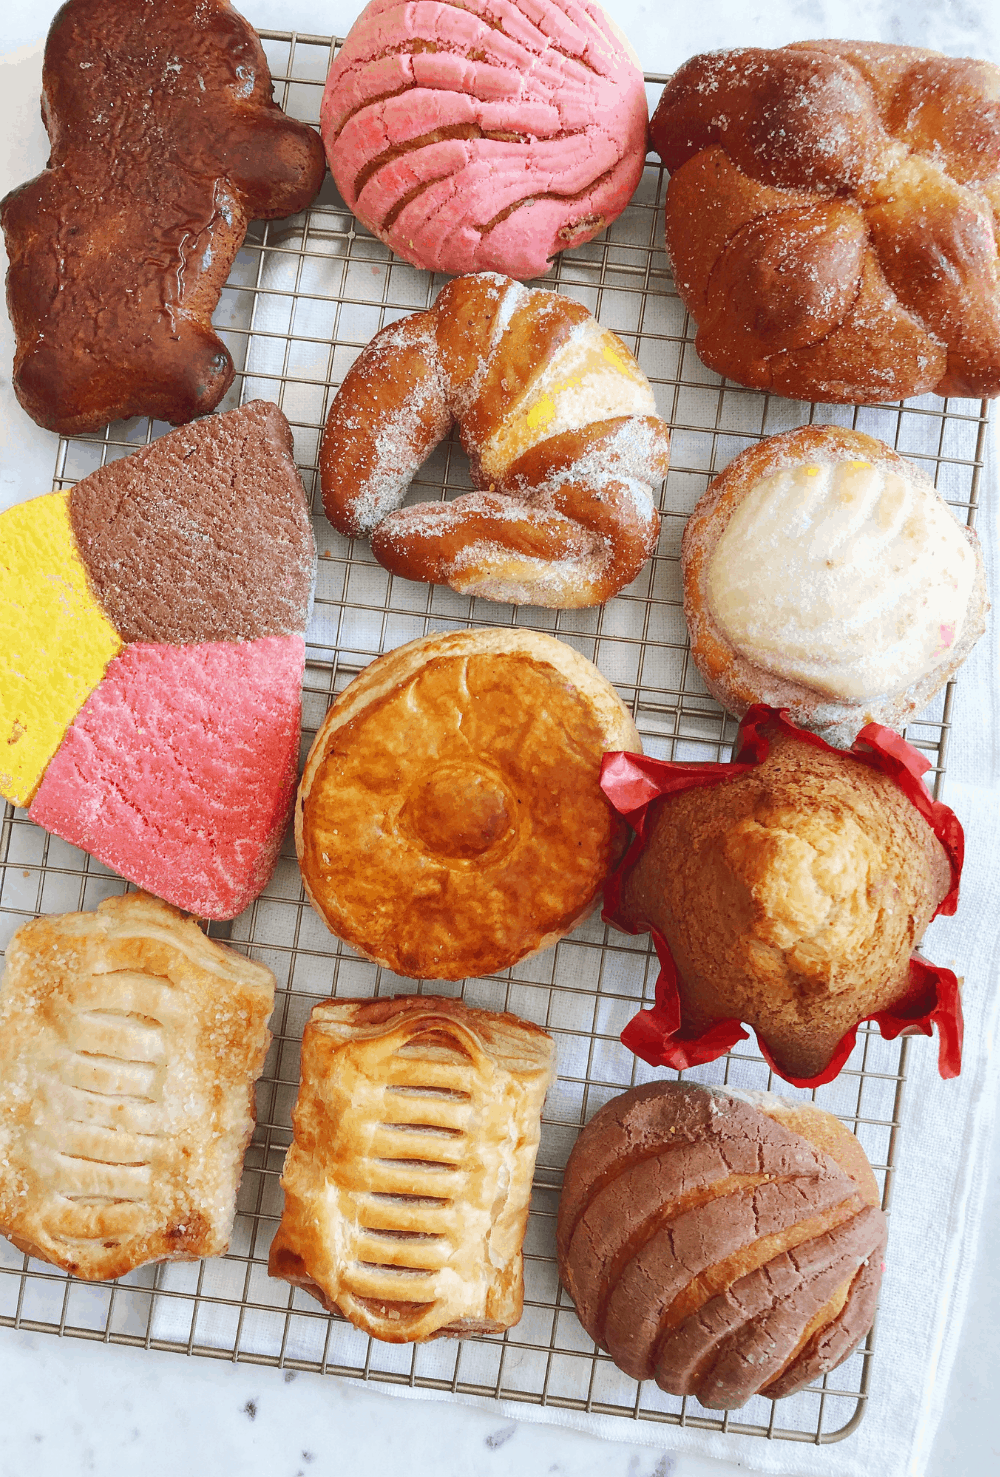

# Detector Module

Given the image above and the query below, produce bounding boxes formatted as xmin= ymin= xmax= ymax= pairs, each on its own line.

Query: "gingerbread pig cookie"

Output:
xmin=1 ymin=0 xmax=326 ymax=436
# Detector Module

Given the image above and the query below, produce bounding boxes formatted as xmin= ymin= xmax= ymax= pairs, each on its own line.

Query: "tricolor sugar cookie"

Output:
xmin=1 ymin=401 xmax=314 ymax=918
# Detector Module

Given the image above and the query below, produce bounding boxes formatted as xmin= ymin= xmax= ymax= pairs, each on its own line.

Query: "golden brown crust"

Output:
xmin=0 ymin=0 xmax=326 ymax=435
xmin=0 ymin=892 xmax=275 ymax=1280
xmin=556 ymin=1081 xmax=886 ymax=1407
xmin=319 ymin=272 xmax=669 ymax=607
xmin=296 ymin=628 xmax=641 ymax=980
xmin=651 ymin=43 xmax=1000 ymax=402
xmin=681 ymin=426 xmax=988 ymax=746
xmin=268 ymin=995 xmax=555 ymax=1342
xmin=619 ymin=728 xmax=952 ymax=1079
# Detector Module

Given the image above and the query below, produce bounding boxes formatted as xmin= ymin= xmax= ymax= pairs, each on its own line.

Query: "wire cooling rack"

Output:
xmin=0 ymin=29 xmax=993 ymax=1449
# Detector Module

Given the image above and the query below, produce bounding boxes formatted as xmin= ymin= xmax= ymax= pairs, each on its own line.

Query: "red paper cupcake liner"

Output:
xmin=601 ymin=705 xmax=965 ymax=1088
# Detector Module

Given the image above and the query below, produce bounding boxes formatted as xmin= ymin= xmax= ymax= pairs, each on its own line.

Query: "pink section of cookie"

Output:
xmin=30 ymin=636 xmax=304 ymax=920
xmin=321 ymin=0 xmax=647 ymax=278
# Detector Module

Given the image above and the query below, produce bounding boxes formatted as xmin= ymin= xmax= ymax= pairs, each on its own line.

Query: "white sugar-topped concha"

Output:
xmin=682 ymin=426 xmax=988 ymax=748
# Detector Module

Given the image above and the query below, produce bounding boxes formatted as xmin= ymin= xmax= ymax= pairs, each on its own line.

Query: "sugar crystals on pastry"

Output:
xmin=682 ymin=426 xmax=987 ymax=747
xmin=0 ymin=892 xmax=275 ymax=1280
xmin=268 ymin=995 xmax=556 ymax=1342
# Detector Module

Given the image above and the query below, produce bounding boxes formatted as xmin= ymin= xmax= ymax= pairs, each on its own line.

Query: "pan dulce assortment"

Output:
xmin=0 ymin=0 xmax=995 ymax=1414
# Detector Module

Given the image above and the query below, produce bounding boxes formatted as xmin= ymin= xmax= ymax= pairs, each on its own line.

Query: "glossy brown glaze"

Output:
xmin=1 ymin=0 xmax=326 ymax=435
xmin=651 ymin=41 xmax=1000 ymax=402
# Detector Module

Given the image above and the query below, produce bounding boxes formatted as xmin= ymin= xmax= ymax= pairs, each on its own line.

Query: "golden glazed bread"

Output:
xmin=557 ymin=1081 xmax=886 ymax=1408
xmin=650 ymin=41 xmax=1000 ymax=402
xmin=619 ymin=724 xmax=953 ymax=1079
xmin=296 ymin=628 xmax=641 ymax=979
xmin=268 ymin=994 xmax=556 ymax=1341
xmin=0 ymin=893 xmax=275 ymax=1280
xmin=682 ymin=426 xmax=988 ymax=747
xmin=320 ymin=272 xmax=670 ymax=607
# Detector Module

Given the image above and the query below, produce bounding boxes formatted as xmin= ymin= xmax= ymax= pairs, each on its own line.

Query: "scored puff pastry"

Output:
xmin=268 ymin=995 xmax=556 ymax=1342
xmin=0 ymin=892 xmax=275 ymax=1279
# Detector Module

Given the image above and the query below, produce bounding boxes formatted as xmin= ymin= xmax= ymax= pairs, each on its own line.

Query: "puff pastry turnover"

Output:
xmin=268 ymin=995 xmax=556 ymax=1342
xmin=0 ymin=892 xmax=275 ymax=1279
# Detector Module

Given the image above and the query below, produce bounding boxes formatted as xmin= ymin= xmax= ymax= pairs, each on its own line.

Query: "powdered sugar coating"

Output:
xmin=320 ymin=273 xmax=670 ymax=608
xmin=320 ymin=0 xmax=648 ymax=278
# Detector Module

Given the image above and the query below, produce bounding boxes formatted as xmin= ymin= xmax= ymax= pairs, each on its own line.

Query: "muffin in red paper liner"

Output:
xmin=600 ymin=706 xmax=964 ymax=1087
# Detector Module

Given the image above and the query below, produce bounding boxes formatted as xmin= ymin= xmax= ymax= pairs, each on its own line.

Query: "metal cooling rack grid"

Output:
xmin=0 ymin=28 xmax=992 ymax=1448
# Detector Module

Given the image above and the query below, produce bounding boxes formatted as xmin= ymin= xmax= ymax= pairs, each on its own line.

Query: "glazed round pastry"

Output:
xmin=557 ymin=1081 xmax=887 ymax=1408
xmin=320 ymin=0 xmax=648 ymax=279
xmin=296 ymin=628 xmax=640 ymax=979
xmin=320 ymin=272 xmax=669 ymax=608
xmin=618 ymin=721 xmax=953 ymax=1080
xmin=650 ymin=41 xmax=1000 ymax=402
xmin=683 ymin=426 xmax=988 ymax=747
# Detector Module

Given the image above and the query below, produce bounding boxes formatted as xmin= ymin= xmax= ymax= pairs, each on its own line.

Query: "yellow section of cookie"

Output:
xmin=0 ymin=491 xmax=122 ymax=807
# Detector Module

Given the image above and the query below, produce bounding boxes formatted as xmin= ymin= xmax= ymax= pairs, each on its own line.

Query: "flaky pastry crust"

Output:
xmin=682 ymin=426 xmax=988 ymax=747
xmin=651 ymin=41 xmax=1000 ymax=403
xmin=0 ymin=892 xmax=275 ymax=1279
xmin=269 ymin=995 xmax=555 ymax=1341
xmin=296 ymin=628 xmax=641 ymax=979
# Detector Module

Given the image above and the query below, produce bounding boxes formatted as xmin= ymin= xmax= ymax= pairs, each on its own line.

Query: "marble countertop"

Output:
xmin=2 ymin=2 xmax=998 ymax=1474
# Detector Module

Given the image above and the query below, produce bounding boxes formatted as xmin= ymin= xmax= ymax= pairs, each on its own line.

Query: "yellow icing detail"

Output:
xmin=525 ymin=393 xmax=557 ymax=432
xmin=847 ymin=460 xmax=872 ymax=468
xmin=0 ymin=491 xmax=123 ymax=806
xmin=805 ymin=467 xmax=820 ymax=476
xmin=601 ymin=342 xmax=633 ymax=375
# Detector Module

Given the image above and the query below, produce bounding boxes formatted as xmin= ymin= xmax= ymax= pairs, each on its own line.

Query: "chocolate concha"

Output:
xmin=557 ymin=1081 xmax=886 ymax=1408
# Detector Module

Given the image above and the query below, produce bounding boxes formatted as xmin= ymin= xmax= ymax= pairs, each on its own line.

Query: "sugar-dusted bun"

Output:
xmin=650 ymin=41 xmax=1000 ymax=403
xmin=618 ymin=722 xmax=953 ymax=1080
xmin=296 ymin=628 xmax=640 ymax=979
xmin=320 ymin=273 xmax=669 ymax=609
xmin=320 ymin=0 xmax=648 ymax=279
xmin=557 ymin=1080 xmax=886 ymax=1408
xmin=682 ymin=426 xmax=988 ymax=747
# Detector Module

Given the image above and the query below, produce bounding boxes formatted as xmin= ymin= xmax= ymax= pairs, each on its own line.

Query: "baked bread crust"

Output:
xmin=268 ymin=995 xmax=555 ymax=1341
xmin=320 ymin=272 xmax=669 ymax=608
xmin=650 ymin=41 xmax=1000 ymax=403
xmin=682 ymin=426 xmax=988 ymax=747
xmin=0 ymin=0 xmax=326 ymax=435
xmin=557 ymin=1080 xmax=886 ymax=1408
xmin=619 ymin=726 xmax=953 ymax=1079
xmin=0 ymin=892 xmax=275 ymax=1280
xmin=296 ymin=627 xmax=641 ymax=979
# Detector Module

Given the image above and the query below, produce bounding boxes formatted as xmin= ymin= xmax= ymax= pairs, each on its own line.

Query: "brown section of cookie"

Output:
xmin=1 ymin=0 xmax=326 ymax=435
xmin=69 ymin=401 xmax=314 ymax=645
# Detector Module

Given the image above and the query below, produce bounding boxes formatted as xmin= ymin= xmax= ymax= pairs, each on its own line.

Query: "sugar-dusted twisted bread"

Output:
xmin=320 ymin=273 xmax=670 ymax=607
xmin=650 ymin=41 xmax=1000 ymax=403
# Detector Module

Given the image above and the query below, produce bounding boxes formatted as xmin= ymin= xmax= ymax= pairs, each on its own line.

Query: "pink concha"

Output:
xmin=321 ymin=0 xmax=648 ymax=278
xmin=29 ymin=636 xmax=305 ymax=921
